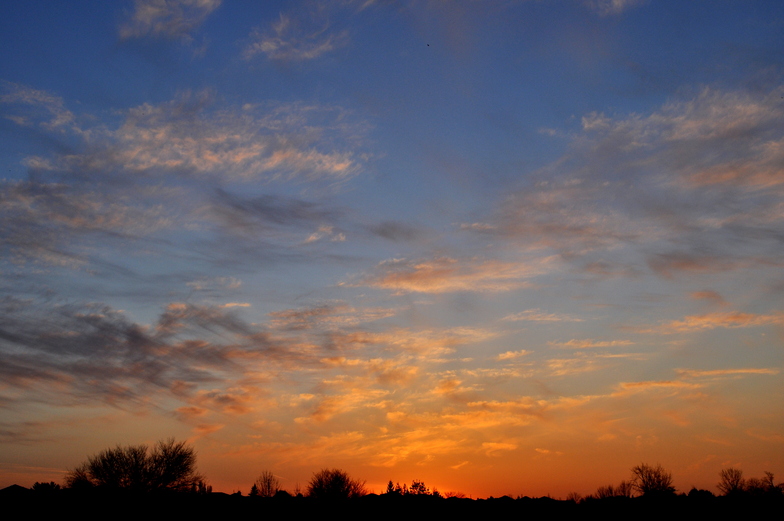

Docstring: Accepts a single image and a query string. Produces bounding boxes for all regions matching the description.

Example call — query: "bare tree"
[148,438,202,492]
[595,484,615,499]
[615,480,634,498]
[595,479,633,499]
[307,468,366,500]
[250,470,281,497]
[64,438,203,493]
[717,468,745,496]
[631,463,675,496]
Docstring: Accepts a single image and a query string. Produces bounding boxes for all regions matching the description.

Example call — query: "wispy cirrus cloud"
[244,10,348,61]
[1,82,75,130]
[548,339,634,349]
[11,87,364,185]
[347,256,554,294]
[676,368,779,379]
[462,86,784,280]
[0,300,251,408]
[1,85,368,275]
[502,309,584,323]
[659,311,784,333]
[268,301,394,331]
[119,0,221,40]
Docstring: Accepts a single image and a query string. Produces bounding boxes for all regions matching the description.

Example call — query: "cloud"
[2,86,368,273]
[348,256,554,294]
[660,311,784,333]
[534,447,563,456]
[548,339,634,349]
[1,81,75,130]
[189,388,256,415]
[676,368,779,379]
[482,442,517,456]
[463,86,784,279]
[319,327,496,358]
[367,221,422,242]
[690,290,727,306]
[119,0,221,40]
[244,11,349,61]
[0,180,172,269]
[615,380,703,393]
[14,88,363,185]
[210,189,341,238]
[496,350,530,361]
[586,0,646,16]
[0,299,277,410]
[268,302,394,331]
[647,252,745,279]
[501,309,584,323]
[104,94,360,182]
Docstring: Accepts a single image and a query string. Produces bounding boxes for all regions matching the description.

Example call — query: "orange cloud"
[497,349,530,360]
[676,368,779,378]
[348,256,553,294]
[502,309,584,322]
[661,311,784,332]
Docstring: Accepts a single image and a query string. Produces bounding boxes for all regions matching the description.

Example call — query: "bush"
[307,468,366,500]
[64,438,203,493]
[32,482,61,494]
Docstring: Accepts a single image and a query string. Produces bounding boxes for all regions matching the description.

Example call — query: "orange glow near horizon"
[1,0,783,500]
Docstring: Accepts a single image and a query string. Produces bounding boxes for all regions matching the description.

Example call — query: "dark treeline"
[2,438,782,518]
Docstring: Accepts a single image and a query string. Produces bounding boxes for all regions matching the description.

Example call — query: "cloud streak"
[348,256,554,294]
[119,0,221,40]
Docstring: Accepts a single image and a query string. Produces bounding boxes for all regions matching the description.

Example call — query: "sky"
[1,0,783,498]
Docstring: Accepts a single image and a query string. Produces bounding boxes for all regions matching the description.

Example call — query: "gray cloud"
[463,86,784,279]
[210,189,340,236]
[0,299,270,410]
[367,221,421,242]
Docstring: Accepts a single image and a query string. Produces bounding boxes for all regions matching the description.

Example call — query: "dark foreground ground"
[2,486,782,520]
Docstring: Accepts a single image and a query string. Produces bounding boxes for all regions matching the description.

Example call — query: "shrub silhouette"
[307,468,366,500]
[630,463,675,496]
[32,482,61,494]
[64,438,203,493]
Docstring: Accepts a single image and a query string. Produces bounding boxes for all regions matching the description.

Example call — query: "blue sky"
[1,0,783,497]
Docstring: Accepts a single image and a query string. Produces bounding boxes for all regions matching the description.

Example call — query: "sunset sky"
[1,0,783,498]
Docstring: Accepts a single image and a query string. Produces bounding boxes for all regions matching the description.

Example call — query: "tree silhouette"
[32,481,61,494]
[630,463,675,496]
[307,468,366,500]
[717,468,745,496]
[595,480,634,499]
[64,438,203,493]
[250,470,280,497]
